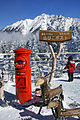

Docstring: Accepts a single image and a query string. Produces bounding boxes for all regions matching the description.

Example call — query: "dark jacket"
[64,60,75,73]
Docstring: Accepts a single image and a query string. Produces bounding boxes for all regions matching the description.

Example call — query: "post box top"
[14,48,32,54]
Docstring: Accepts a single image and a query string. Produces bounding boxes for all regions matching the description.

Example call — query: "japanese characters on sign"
[39,30,72,42]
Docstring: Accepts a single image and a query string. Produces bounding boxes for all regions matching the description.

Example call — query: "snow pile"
[0,72,80,120]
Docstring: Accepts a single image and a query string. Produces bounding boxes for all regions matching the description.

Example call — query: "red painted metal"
[14,48,32,103]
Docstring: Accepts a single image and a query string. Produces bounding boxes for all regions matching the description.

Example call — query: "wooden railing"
[0,52,80,81]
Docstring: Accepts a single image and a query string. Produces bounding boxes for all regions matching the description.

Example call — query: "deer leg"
[51,108,56,119]
[38,104,43,114]
[61,118,66,120]
[3,96,8,106]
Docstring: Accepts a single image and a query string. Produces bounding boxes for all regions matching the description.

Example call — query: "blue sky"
[0,0,80,29]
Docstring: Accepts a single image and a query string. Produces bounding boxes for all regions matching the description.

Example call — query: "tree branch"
[56,43,63,58]
[48,42,55,58]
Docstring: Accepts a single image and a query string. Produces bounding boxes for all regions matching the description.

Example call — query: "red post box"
[14,48,32,103]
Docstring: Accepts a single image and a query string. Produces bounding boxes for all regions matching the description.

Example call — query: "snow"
[0,72,80,120]
[64,18,73,31]
[2,13,80,36]
[0,13,80,120]
[2,19,33,35]
[0,13,80,55]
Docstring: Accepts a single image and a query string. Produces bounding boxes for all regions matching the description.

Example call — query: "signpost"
[39,30,72,42]
[39,30,72,86]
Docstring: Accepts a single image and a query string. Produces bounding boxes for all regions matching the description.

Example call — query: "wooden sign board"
[39,30,72,42]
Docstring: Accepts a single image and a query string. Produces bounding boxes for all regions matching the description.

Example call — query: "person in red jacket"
[64,56,75,82]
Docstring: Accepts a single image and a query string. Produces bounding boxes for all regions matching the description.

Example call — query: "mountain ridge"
[0,13,80,54]
[2,13,80,36]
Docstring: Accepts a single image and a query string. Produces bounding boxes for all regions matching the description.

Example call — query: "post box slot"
[15,56,27,69]
[15,60,26,68]
[16,60,25,64]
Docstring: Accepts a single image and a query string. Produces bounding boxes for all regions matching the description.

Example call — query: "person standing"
[64,56,75,82]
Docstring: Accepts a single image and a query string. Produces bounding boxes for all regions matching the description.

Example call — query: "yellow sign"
[39,30,72,42]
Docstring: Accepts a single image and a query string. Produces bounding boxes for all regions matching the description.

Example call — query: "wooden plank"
[60,108,80,117]
[0,53,14,56]
[39,30,72,42]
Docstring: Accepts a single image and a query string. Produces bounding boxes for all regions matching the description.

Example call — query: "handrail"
[0,52,80,56]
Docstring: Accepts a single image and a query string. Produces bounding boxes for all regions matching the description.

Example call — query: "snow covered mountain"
[1,13,80,36]
[1,13,80,52]
[2,19,33,35]
[1,14,80,51]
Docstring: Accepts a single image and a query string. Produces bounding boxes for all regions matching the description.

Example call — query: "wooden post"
[39,30,72,86]
[48,42,63,86]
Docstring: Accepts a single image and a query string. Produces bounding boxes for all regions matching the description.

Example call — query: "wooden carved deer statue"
[35,76,64,114]
[48,100,80,120]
